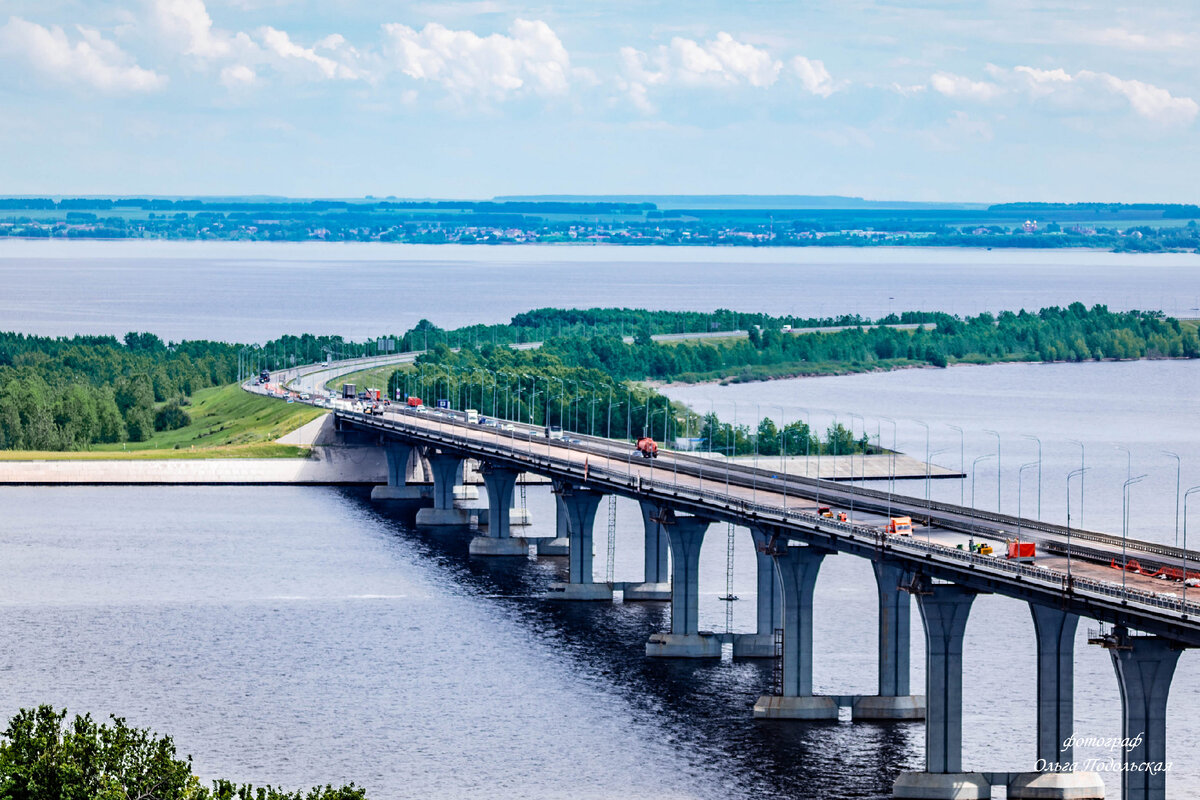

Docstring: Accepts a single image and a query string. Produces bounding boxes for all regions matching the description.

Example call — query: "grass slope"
[0,384,324,460]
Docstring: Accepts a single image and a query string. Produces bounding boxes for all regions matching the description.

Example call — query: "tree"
[0,705,369,800]
[154,401,191,432]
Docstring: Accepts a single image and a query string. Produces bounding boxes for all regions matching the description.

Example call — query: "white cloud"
[382,19,569,100]
[150,0,232,58]
[929,71,1002,101]
[792,55,833,97]
[220,63,256,87]
[0,16,166,93]
[1087,72,1198,126]
[257,26,360,80]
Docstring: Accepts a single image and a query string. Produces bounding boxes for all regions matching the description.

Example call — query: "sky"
[0,0,1198,202]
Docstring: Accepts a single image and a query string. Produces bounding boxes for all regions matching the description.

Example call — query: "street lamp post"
[1184,486,1200,608]
[1121,474,1148,593]
[912,419,930,505]
[948,424,965,506]
[1022,434,1042,520]
[881,416,897,498]
[971,454,994,510]
[985,429,1001,513]
[1066,467,1090,586]
[1067,439,1085,529]
[1163,450,1181,548]
[926,447,949,529]
[1017,461,1038,540]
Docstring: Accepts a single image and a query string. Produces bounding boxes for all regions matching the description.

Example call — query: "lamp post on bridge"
[1067,439,1085,529]
[1066,466,1090,587]
[925,447,949,532]
[881,415,897,499]
[1121,474,1148,594]
[849,412,865,523]
[971,453,994,511]
[912,419,930,506]
[1162,450,1181,548]
[984,429,1001,513]
[947,424,965,506]
[1184,486,1200,608]
[1022,434,1042,520]
[1017,461,1038,541]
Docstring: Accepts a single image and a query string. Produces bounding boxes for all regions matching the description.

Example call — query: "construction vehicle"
[837,511,848,522]
[817,505,833,517]
[885,516,913,536]
[1006,540,1037,562]
[635,436,659,458]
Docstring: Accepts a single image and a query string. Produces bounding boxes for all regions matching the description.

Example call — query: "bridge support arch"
[732,526,782,657]
[894,580,990,799]
[624,499,672,601]
[852,561,925,721]
[1099,628,1182,800]
[370,442,430,502]
[536,491,571,556]
[547,483,611,600]
[752,543,838,719]
[646,509,720,657]
[1007,604,1104,800]
[469,463,529,556]
[414,451,476,527]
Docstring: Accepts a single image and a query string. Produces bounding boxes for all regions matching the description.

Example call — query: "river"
[1,243,1198,798]
[0,240,1198,341]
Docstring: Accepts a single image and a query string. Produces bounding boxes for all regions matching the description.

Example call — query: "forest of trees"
[388,304,1197,455]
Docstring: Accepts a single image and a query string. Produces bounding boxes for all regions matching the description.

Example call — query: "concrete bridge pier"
[370,442,430,502]
[893,581,990,800]
[752,544,837,718]
[537,488,571,556]
[646,510,720,657]
[732,526,782,657]
[1104,628,1182,800]
[624,499,672,601]
[414,451,476,527]
[548,484,611,600]
[1007,605,1104,799]
[852,562,926,721]
[469,463,529,556]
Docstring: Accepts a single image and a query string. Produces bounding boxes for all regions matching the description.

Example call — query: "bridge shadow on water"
[348,489,920,800]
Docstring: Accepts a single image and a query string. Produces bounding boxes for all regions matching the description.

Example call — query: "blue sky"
[0,0,1197,201]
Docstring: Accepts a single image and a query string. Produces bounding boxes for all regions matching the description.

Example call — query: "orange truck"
[406,396,422,407]
[885,516,913,536]
[635,437,659,458]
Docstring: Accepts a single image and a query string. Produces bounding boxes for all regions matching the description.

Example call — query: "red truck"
[636,437,659,458]
[406,396,423,407]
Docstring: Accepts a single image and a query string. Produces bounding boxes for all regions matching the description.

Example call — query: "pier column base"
[547,582,613,601]
[623,581,671,601]
[852,694,926,721]
[369,485,431,502]
[538,492,572,555]
[1008,771,1106,799]
[732,633,776,658]
[415,507,478,527]
[892,772,990,800]
[752,695,838,720]
[644,633,722,658]
[468,536,529,556]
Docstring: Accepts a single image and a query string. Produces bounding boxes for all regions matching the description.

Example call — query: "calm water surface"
[0,240,1198,340]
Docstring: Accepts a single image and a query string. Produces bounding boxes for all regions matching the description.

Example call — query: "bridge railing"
[341,410,1200,621]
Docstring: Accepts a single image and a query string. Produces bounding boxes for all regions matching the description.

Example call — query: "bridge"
[329,401,1194,800]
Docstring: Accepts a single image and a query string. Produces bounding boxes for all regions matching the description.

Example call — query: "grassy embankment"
[323,365,401,396]
[0,383,324,460]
